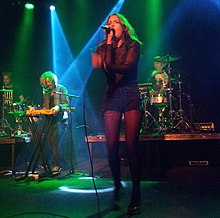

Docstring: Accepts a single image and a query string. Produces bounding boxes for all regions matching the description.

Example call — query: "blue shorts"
[103,84,143,113]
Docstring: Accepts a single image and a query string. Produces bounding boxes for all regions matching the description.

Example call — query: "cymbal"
[138,83,153,87]
[165,87,174,91]
[8,111,25,115]
[170,77,179,83]
[0,89,13,92]
[161,55,181,62]
[3,98,13,100]
[138,83,153,91]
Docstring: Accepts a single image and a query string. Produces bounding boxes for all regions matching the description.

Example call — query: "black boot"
[112,181,122,211]
[127,193,141,216]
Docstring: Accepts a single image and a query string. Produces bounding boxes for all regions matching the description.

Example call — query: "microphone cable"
[83,90,101,218]
[84,26,107,217]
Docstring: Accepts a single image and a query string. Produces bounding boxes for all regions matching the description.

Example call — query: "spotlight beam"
[51,11,74,77]
[50,0,125,128]
[59,0,125,87]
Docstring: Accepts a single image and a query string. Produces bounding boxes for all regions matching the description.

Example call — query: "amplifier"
[192,122,215,132]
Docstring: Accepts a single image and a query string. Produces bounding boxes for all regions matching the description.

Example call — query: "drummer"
[2,71,13,106]
[1,71,25,131]
[149,56,168,96]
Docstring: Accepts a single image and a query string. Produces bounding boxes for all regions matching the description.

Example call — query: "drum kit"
[139,55,192,134]
[0,89,29,137]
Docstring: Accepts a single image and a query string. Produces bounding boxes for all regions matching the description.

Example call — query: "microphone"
[101,25,110,30]
[53,91,79,98]
[101,25,115,34]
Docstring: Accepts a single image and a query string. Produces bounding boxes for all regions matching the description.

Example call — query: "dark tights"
[103,110,143,198]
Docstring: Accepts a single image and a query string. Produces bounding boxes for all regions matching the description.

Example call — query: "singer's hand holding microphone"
[101,25,115,35]
[92,25,115,69]
[102,26,115,45]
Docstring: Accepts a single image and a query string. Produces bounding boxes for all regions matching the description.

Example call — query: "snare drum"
[150,94,167,106]
[13,103,26,111]
[8,103,26,115]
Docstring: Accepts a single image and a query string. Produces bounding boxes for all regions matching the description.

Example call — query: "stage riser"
[123,139,220,180]
[166,167,220,193]
[0,138,219,180]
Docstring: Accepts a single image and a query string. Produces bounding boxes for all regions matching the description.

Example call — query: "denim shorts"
[103,84,143,113]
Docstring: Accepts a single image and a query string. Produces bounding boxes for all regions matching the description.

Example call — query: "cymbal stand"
[174,74,191,132]
[0,95,13,135]
[186,79,194,123]
[166,58,174,130]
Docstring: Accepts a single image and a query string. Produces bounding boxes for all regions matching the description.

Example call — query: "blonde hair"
[39,71,58,87]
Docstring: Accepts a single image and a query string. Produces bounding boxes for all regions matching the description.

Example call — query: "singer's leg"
[124,109,143,215]
[103,111,122,197]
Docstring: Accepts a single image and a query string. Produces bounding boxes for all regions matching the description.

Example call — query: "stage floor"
[0,169,220,218]
[0,133,220,217]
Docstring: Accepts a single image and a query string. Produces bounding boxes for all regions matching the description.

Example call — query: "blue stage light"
[50,5,56,11]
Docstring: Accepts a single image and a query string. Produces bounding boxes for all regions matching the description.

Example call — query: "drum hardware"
[166,55,175,130]
[149,94,168,106]
[141,54,183,134]
[0,89,13,92]
[165,87,174,91]
[162,54,182,131]
[138,82,153,90]
[139,87,162,134]
[173,73,192,132]
[160,55,181,63]
[7,102,28,136]
[0,91,13,136]
[184,79,195,123]
[170,78,179,84]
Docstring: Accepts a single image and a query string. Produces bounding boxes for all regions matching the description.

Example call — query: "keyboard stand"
[15,115,53,180]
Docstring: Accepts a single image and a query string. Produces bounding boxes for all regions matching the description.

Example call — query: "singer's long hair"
[106,13,143,45]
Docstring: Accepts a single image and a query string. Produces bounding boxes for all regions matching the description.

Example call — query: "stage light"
[25,2,34,10]
[50,5,55,11]
[59,181,127,194]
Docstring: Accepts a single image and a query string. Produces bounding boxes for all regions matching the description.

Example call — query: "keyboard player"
[39,71,69,173]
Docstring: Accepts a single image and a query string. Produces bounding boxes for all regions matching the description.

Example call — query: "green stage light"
[25,3,34,10]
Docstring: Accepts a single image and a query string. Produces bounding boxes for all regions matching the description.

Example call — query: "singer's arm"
[92,41,107,70]
[104,40,140,74]
[92,52,102,69]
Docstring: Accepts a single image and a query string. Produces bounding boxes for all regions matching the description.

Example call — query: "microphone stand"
[55,91,79,175]
[67,94,74,174]
[54,91,79,99]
